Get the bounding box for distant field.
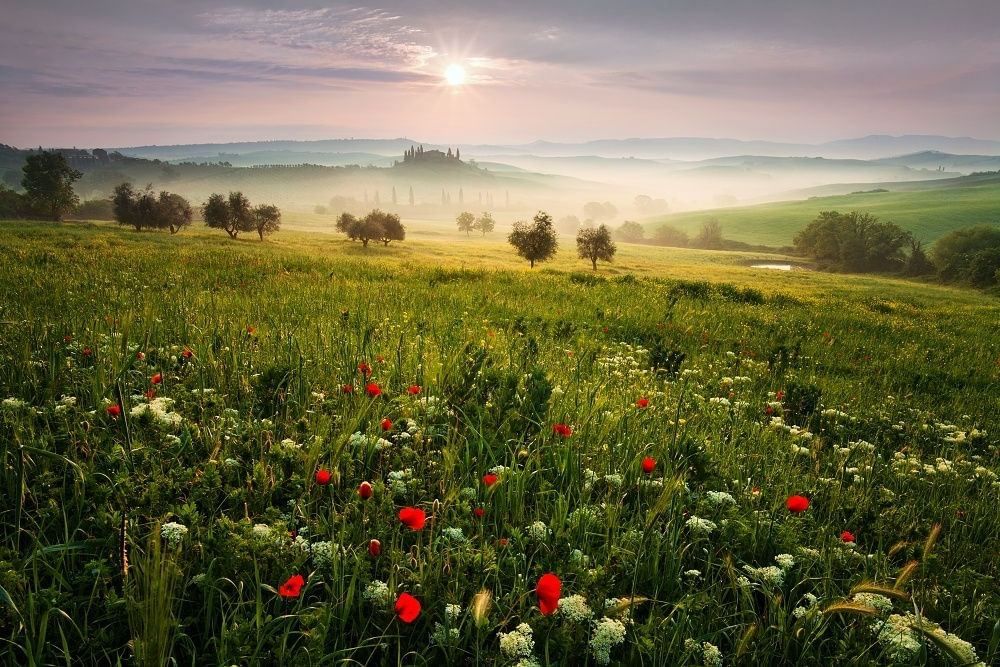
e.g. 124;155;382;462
645;175;1000;246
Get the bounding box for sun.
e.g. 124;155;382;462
444;64;466;86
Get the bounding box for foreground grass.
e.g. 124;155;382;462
0;220;997;665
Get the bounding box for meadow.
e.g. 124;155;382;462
645;175;1000;246
0;219;997;665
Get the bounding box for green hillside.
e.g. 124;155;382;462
646;173;1000;246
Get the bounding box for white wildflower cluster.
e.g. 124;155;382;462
704;491;736;507
744;565;784;587
130;397;183;429
441;527;466;543
526;521;550;541
432;623;460;646
2;397;27;410
310;541;341;570
708;397;731;408
793;592;820;618
589;617;627;665
54;395;77;413
499;623;535;660
852;592;893;614
774;553;795;569
603;473;624;488
582;468;599;491
444;603;462;623
569;505;601;527
276;437;301;451
387;468;415;497
251;523;274;541
684;569;702;579
686;516;717;535
684;639;723;667
569;549;590;568
557;594;593;623
161;521;188;546
415;395;450;418
363;580;391;608
875;614;983;666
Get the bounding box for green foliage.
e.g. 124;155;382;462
793;210;913;272
576;224;617;270
21;150;81;221
614;220;645;243
932;225;1000;286
456;211;475;235
508;211;559;267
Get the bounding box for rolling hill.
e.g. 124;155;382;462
643;172;1000;246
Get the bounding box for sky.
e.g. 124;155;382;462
1;0;999;148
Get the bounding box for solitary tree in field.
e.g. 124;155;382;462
508;211;558;268
22;151;81;221
474;211;495;236
456;211;475;236
695;219;724;249
371;210;405;246
577;224;617;270
251;203;281;240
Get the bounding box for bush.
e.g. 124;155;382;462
932;225;1000;286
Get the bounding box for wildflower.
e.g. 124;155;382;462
840;530;856;543
499;623;535;660
636;396;649;408
161;521;188;546
641;456;656;474
557;594;592;622
341;384;354;394
315;468;332;486
473;507;485;518
527;521;550;541
398;507;426;530
363;580;390;607
535;573;561;615
278;574;305;598
786;494;810;513
358;481;373;499
368;539;381;557
745;565;785;587
407;384;421;395
311;541;339;570
482;473;498;487
774;553;795;569
82;347;92;357
358;361;372;377
365;382;382;397
380;417;393;431
150;372;162;384
589;617;627;665
181;347;193;359
106;404;121;418
136;351;144;360
246;325;256;334
705;490;736;507
552;423;573;438
686;516;717;535
395;592;421;623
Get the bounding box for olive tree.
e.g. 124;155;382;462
508;211;558;268
576;224;617;270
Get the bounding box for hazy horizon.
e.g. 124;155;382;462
3;1;1000;147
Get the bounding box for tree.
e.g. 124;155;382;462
903;238;934;276
336;212;361;240
557;215;582;234
456;211;476;236
508;211;558;268
474;212;495;236
583;201;618;222
22;151;81;221
0;184;29;219
932;225;1000;285
112;182;140;230
204;193;232;236
614;220;645;243
577;224;617;270
794;211;910;272
372;210;405;246
634;194;669;216
251;203;281;240
652;224;689;247
695;219;724;250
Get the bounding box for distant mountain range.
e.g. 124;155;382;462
113;134;1000;162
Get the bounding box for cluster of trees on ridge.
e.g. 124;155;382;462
335;210;406;247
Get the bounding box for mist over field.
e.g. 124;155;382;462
1;2;999;666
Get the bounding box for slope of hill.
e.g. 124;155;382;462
644;173;1000;246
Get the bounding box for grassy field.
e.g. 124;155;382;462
645;175;1000;246
0;220;997;665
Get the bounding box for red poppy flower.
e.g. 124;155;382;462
775;390;785;401
786;494;810;513
365;382;382;397
535;573;561;616
636;397;649;409
482;473;498;487
144;389;156;400
395;592;421;623
407;384;422;395
498;538;510;548
376;355;386;363
552;423;573;438
642;456;656;474
380;417;393;431
246;325;256;335
136;351;145;360
315;468;332;486
181;348;193;359
765;405;774;416
368;538;381;557
840;530;856;543
278;574;305;598
64;335;73;343
398;507;426;530
150;373;163;385
82;347;93;357
358;362;372;377
473;507;485;518
106;404;121;418
341;384;354;394
358;481;373;500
